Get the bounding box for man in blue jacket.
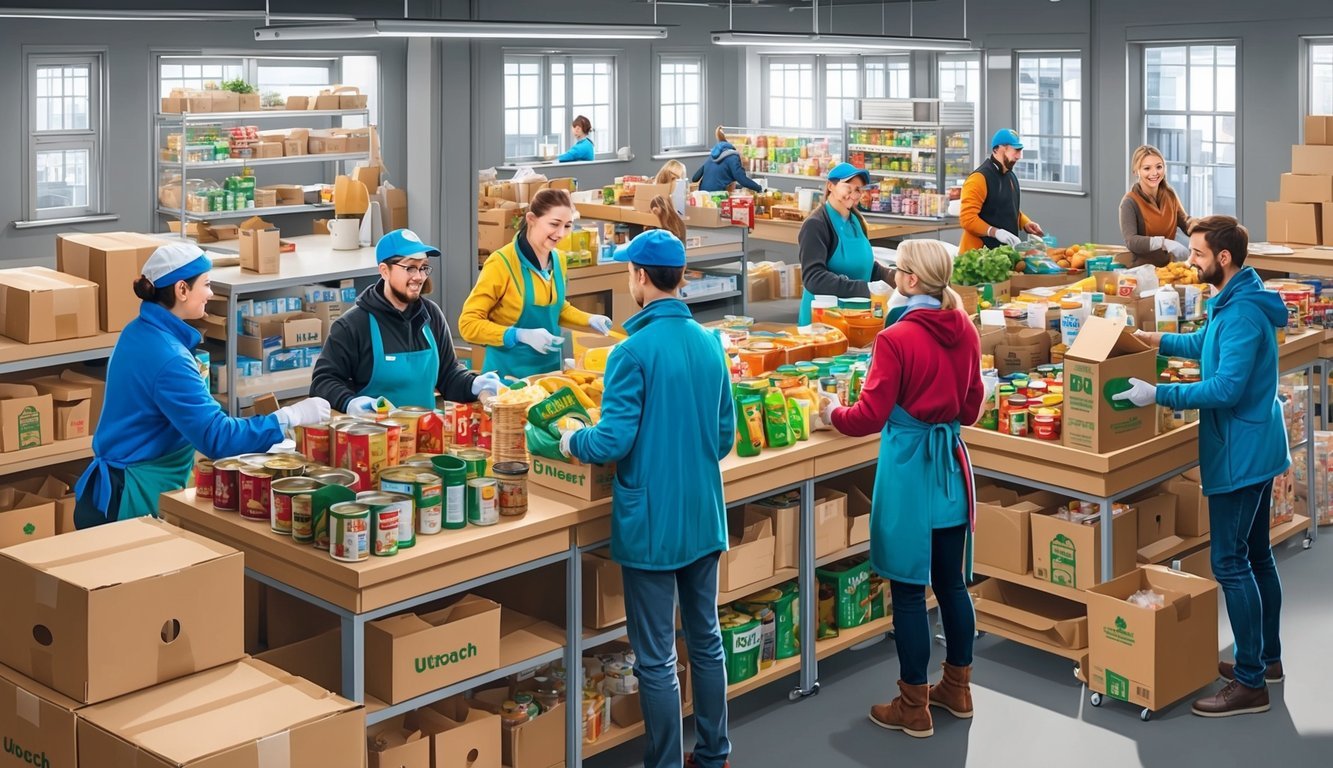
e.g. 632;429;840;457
691;126;763;193
1115;215;1289;718
561;229;735;768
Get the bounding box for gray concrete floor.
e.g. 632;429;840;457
586;535;1333;768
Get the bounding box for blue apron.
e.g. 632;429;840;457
799;204;875;325
74;443;197;528
361;314;440;408
482;244;566;379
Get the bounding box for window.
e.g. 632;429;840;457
503;53;618;161
1311;40;1333;117
767;57;815;129
824;57;860;129
865;56;911;100
158;55;376;121
762;55;911;130
658;55;705;152
27;53;103;220
938;53;980;105
1014;53;1083;189
159;57;243;94
1144;43;1237;217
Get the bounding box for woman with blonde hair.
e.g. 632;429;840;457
654;159;688;186
819;238;985;740
648;195;687;242
1120;144;1193;267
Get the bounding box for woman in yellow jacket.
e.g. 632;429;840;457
460;188;612;379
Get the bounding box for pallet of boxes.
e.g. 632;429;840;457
1266;114;1333;246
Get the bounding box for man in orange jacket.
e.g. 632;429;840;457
958;129;1043;253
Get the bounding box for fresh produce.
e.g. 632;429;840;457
221;78;256;94
1156;261;1201;285
1047;244;1096;271
952;247;1016;286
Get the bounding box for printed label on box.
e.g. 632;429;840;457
1105;669;1131;702
18;407;42;449
1050;533;1077;587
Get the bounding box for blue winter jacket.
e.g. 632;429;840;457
557;137;594;163
1157;267;1291;495
691;141;763;193
568;298;735;570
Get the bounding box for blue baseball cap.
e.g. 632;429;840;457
611;229;686;268
376;228;440;264
827;162;871;185
990;128;1023;150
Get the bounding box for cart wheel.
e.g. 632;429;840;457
1089;692;1102;707
788;682;820;701
1140;708;1152;722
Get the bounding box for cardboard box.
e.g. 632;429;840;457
1086;565;1220;711
813;487;850;558
260;184;305;206
747;493;799;569
286;95;309;110
208;91;239;112
1062;316;1157;453
527;456;614;501
974;486;1059;576
1031;506;1139;589
1304;115;1333;146
1164;474;1209;537
471;686;563;768
242;310;323;348
383;186;409;231
1292;144;1333;175
0;664;82;768
0;516;243;704
0;489;56;548
307;301;347;337
264;584;340;650
308;132;349;154
1324;205;1333;246
478;206;522;253
367;714;430;768
333;128;371;153
1135;492;1181;563
254;187;278;207
56;232;159;332
971;578;1088;650
1009;272;1076;291
582;549;626;629
76;658;364;768
257;628;340;691
237;92;260;112
819;469;874;547
365;594;502;704
282;138;307;157
28;375;91;440
952;279;1012;315
994;327;1052;376
419;696;502;768
1279;173;1333;203
240;226;281;274
59;368;105;432
1266;201;1322;245
0;267;98;344
0;384;53;452
1175;548;1213;580
252;140;283;159
7;475;72;536
719;509;776;592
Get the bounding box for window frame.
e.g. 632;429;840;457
655;52;708;155
502;50;622;163
863;55;912;101
761;54;914;131
1012;50;1086;193
24;49;107;222
1304;37;1333;129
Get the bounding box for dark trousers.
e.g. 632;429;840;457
1209;478;1283;688
889;524;975;685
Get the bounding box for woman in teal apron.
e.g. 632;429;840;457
459;188;613;380
797;162;895;326
817;239;986;739
74;244;330;528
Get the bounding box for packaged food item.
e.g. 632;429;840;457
1155;285;1180;333
735;392;765;457
762;387;793;448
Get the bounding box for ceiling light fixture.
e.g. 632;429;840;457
0;7;353;22
712;0;971;52
254;19;669;41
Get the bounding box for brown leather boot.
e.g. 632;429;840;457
1191;679;1270;718
928;662;974;719
868;681;934;738
1218;660;1284;684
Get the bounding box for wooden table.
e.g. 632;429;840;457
1246;245;1333;277
748;216;946;246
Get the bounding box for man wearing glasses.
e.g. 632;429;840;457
312;229;502;414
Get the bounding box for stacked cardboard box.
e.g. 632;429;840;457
1267;115;1333;245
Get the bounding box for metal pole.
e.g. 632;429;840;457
226;291;238;416
1099;498;1114;583
340;613;366;702
1305;361;1317;544
812;0;819;36
565;538;582;767
792;478;820;699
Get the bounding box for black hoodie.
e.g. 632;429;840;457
310;280;477;412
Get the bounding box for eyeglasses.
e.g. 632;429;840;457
895;266;914;276
391;263;432;277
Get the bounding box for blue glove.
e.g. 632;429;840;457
345;396;376;416
471;371;503;398
589;315;614;335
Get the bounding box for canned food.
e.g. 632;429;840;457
194;459;214;500
328;502;370;562
433;454;468;530
453;403;476;447
491;461;529;518
379;419;404;468
309;467;359;491
264;456;305;480
393;407;447;454
212;458;242;511
238;467;274;522
358;492;406;555
295;423;332;465
341;424;390;490
400;453;440;469
367;487;416;549
235;453;271;470
458;449;488;480
272;477;321;537
467;478;499;526
380;417;416;463
381;467;443;536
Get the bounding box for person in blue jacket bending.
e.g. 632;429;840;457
74;243;331;529
560;229;735;768
557;115;595;162
691;125;763;193
1114;215;1289;718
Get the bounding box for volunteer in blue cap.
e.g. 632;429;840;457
560;229;735;768
797;161;896;326
74;243;331;528
958;128;1043;253
312;228;502;414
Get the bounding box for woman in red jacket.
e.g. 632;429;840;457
819;239;986;739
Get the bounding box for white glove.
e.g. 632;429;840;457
993;229;1023;247
1111;378;1157;408
589;315;614;335
276;397;331;431
1164;239;1190;260
514;327;564;354
471;371;503;398
868;280;891;296
817;390;841;429
558;423;585;458
345;396;376;416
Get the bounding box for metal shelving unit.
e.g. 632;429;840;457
718;125;842;184
844;98;974;221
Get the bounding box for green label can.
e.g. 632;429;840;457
358;492;408;554
432;455;468;530
328;502;370;562
458;449;488;480
380;468;443;537
466;478;499;526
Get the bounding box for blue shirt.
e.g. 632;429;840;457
557;137;594;163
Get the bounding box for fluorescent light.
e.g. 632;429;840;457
710;30;972;52
0;8;354;21
255;20;669;41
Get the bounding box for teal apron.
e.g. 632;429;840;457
799;204;875;325
361;314;440;408
482;245;566;379
75;443;197;527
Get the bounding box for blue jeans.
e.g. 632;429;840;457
889;524;975;686
1209;478;1283;689
621;552;730;768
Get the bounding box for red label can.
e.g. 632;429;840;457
437;406;456;450
344;424;389;490
380;419;403;468
297;423;332;466
212;459;242;511
194;459;214;500
238;468;274;521
453;403;474;447
473;404;492;451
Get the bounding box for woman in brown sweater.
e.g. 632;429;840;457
1120;145;1193;267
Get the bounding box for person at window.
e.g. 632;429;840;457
654;159;688;186
557;115;595;162
460;188;613;378
312;229;501;415
1120;144;1194;267
797;162;894;326
649;195;687;242
74;244;330;528
958;129;1043;253
691;126;763;193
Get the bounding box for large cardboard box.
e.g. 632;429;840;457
77;658;364;768
1266;201;1322;245
1134;492;1181;563
813;487;850;558
240;226;281;274
974;486;1061;576
994;327;1052;376
59;367;105;432
719;509;775;592
1164;474;1209;537
364;594;502;704
1031;506;1139;590
367;714;430;768
746;493;799;569
478;206;522;253
0;489;56;548
1062;316;1157;453
257;628;341;692
527;456;614;501
971;579;1088;650
0;267;98;344
0;664;82;768
1279;173;1333;203
1292;144;1333;175
29;375;92;440
242;310;324;348
471;685;563;768
55;232;159;333
1086;566;1220;711
260;184;305;206
0;384;53;452
7;475;71;536
419;696;502;768
819;468;874;547
582;549;626;629
1306;115;1333;145
0;517;243;704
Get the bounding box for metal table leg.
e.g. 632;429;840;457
1100;498;1115;583
1305;361;1317;546
340;613;366;703
565;538;583;767
225;291;238;416
790;478;820;701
